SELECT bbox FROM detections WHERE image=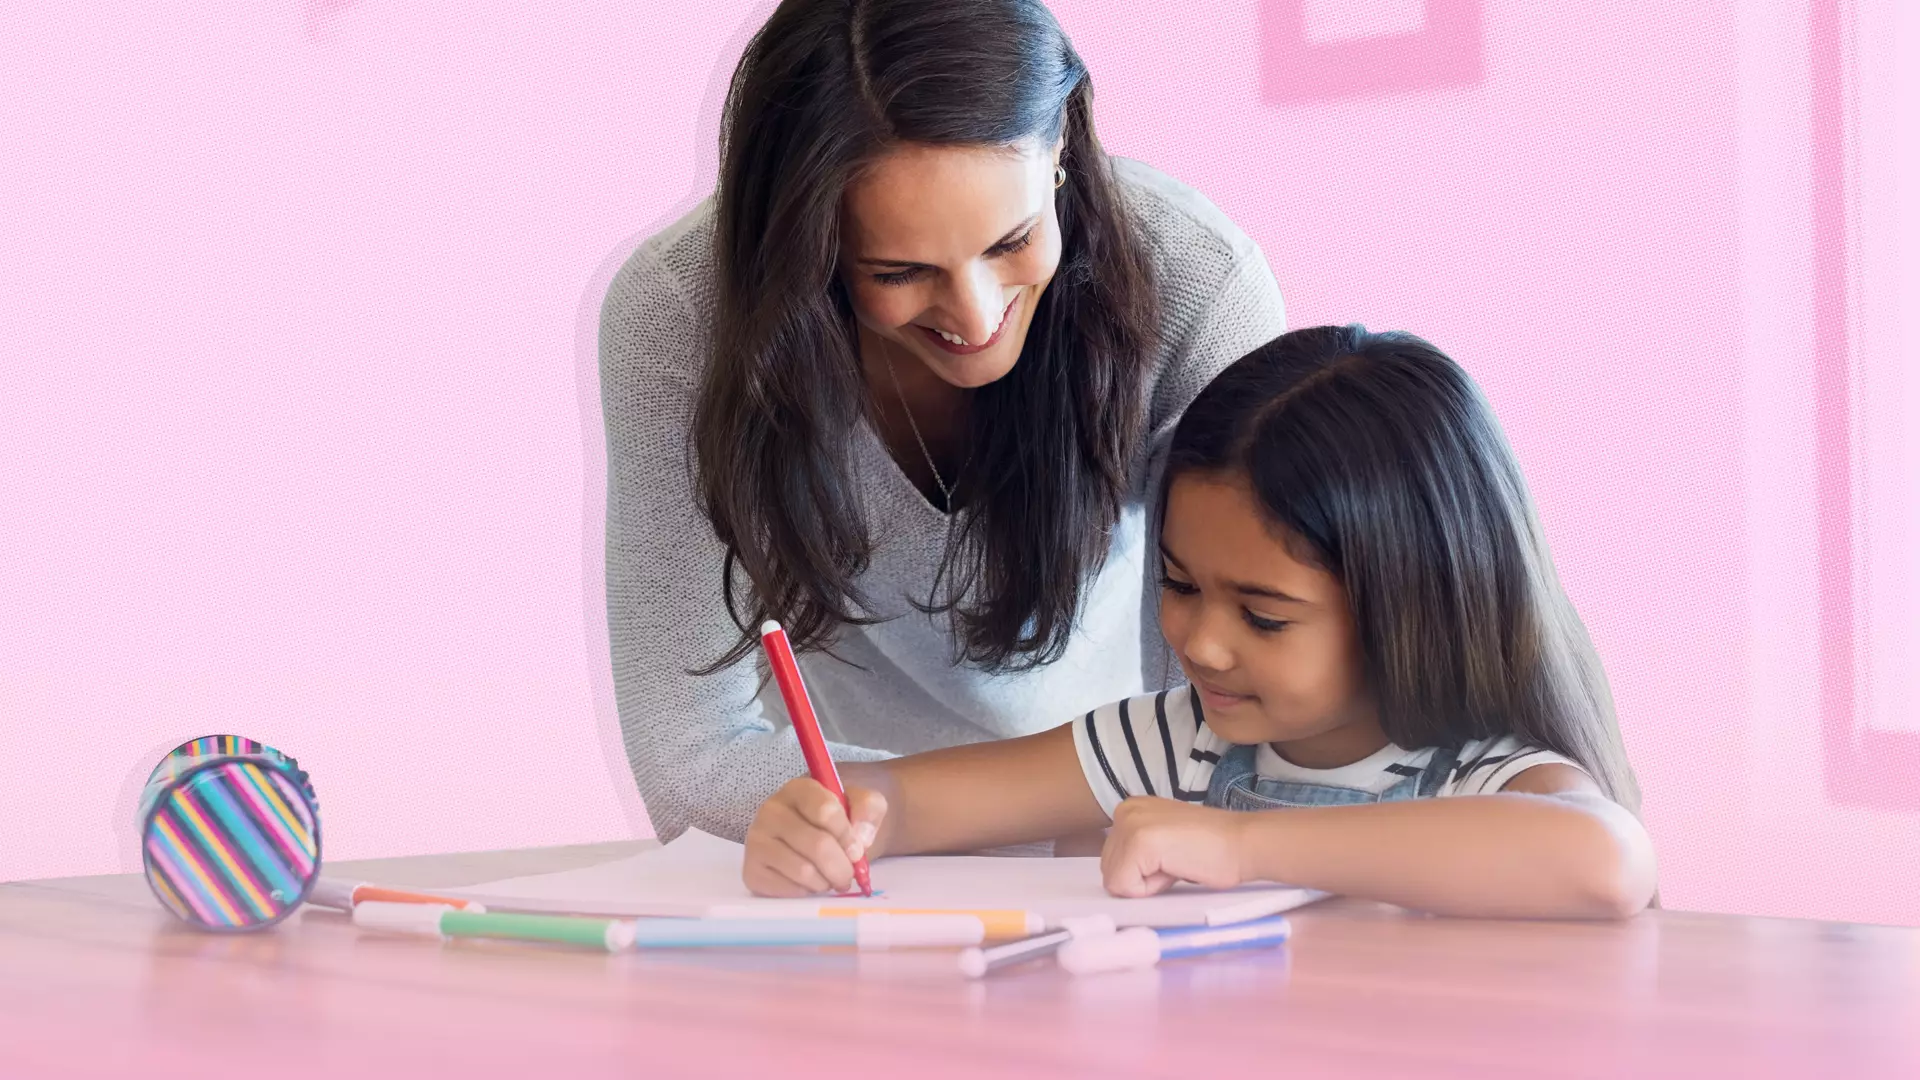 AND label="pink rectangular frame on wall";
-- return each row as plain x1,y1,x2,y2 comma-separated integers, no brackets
1813,0,1920,812
1261,0,1483,104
